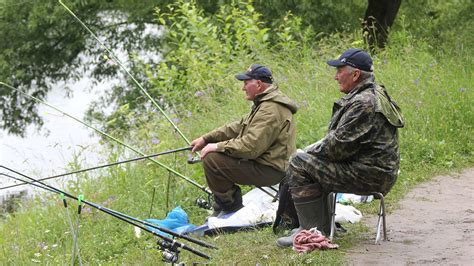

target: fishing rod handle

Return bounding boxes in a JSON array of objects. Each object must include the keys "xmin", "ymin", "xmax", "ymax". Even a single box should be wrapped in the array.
[{"xmin": 179, "ymin": 240, "xmax": 212, "ymax": 260}]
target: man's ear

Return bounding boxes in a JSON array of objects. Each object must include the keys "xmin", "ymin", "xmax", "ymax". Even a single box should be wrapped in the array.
[{"xmin": 353, "ymin": 69, "xmax": 361, "ymax": 81}]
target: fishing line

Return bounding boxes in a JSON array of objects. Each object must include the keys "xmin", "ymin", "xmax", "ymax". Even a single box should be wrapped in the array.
[
  {"xmin": 58, "ymin": 1, "xmax": 206, "ymax": 188},
  {"xmin": 56, "ymin": 1, "xmax": 216, "ymax": 209},
  {"xmin": 0, "ymin": 169, "xmax": 216, "ymax": 258},
  {"xmin": 0, "ymin": 82, "xmax": 211, "ymax": 195}
]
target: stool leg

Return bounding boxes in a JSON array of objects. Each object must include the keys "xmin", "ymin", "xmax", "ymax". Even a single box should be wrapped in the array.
[
  {"xmin": 374, "ymin": 193, "xmax": 384, "ymax": 244},
  {"xmin": 329, "ymin": 193, "xmax": 336, "ymax": 241},
  {"xmin": 381, "ymin": 196, "xmax": 387, "ymax": 241}
]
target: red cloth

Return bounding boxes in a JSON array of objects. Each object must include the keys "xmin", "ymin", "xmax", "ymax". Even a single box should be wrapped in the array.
[{"xmin": 293, "ymin": 229, "xmax": 339, "ymax": 253}]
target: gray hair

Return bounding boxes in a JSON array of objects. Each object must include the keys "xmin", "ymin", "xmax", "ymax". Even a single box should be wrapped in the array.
[{"xmin": 346, "ymin": 66, "xmax": 374, "ymax": 82}]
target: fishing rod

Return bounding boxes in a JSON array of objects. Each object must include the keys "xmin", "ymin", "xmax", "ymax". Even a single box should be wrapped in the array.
[
  {"xmin": 0, "ymin": 146, "xmax": 192, "ymax": 190},
  {"xmin": 0, "ymin": 168, "xmax": 216, "ymax": 250},
  {"xmin": 0, "ymin": 82, "xmax": 211, "ymax": 196},
  {"xmin": 58, "ymin": 0, "xmax": 191, "ymax": 146},
  {"xmin": 0, "ymin": 171, "xmax": 216, "ymax": 251},
  {"xmin": 0, "ymin": 168, "xmax": 216, "ymax": 261},
  {"xmin": 0, "ymin": 177, "xmax": 209, "ymax": 263}
]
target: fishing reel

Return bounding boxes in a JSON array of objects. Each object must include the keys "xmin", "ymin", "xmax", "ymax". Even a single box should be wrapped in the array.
[
  {"xmin": 195, "ymin": 192, "xmax": 213, "ymax": 210},
  {"xmin": 195, "ymin": 198, "xmax": 212, "ymax": 210},
  {"xmin": 157, "ymin": 240, "xmax": 180, "ymax": 263},
  {"xmin": 187, "ymin": 154, "xmax": 201, "ymax": 164}
]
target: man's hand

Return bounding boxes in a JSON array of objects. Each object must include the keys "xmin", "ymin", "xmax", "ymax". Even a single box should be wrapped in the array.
[
  {"xmin": 200, "ymin": 143, "xmax": 217, "ymax": 159},
  {"xmin": 191, "ymin": 137, "xmax": 206, "ymax": 152}
]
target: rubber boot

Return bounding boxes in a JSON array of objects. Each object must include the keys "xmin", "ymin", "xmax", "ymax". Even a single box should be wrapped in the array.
[
  {"xmin": 275, "ymin": 184, "xmax": 330, "ymax": 248},
  {"xmin": 208, "ymin": 186, "xmax": 243, "ymax": 219},
  {"xmin": 295, "ymin": 195, "xmax": 330, "ymax": 235},
  {"xmin": 220, "ymin": 186, "xmax": 244, "ymax": 214},
  {"xmin": 276, "ymin": 227, "xmax": 303, "ymax": 248},
  {"xmin": 276, "ymin": 197, "xmax": 328, "ymax": 247}
]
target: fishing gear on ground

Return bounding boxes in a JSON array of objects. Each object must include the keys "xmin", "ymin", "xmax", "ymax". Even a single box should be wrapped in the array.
[
  {"xmin": 0, "ymin": 170, "xmax": 215, "ymax": 261},
  {"xmin": 0, "ymin": 168, "xmax": 216, "ymax": 250},
  {"xmin": 0, "ymin": 166, "xmax": 216, "ymax": 261}
]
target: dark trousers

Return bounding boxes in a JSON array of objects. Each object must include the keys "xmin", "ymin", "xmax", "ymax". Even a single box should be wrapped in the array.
[{"xmin": 203, "ymin": 152, "xmax": 285, "ymax": 211}]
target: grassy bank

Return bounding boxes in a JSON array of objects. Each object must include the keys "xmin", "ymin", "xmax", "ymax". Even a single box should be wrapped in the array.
[{"xmin": 1, "ymin": 1, "xmax": 473, "ymax": 264}]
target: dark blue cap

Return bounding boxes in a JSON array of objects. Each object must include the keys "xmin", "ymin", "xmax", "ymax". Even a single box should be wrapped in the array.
[
  {"xmin": 235, "ymin": 64, "xmax": 273, "ymax": 84},
  {"xmin": 327, "ymin": 48, "xmax": 373, "ymax": 72}
]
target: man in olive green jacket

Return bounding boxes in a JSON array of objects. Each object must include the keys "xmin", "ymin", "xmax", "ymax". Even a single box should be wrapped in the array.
[{"xmin": 191, "ymin": 64, "xmax": 298, "ymax": 217}]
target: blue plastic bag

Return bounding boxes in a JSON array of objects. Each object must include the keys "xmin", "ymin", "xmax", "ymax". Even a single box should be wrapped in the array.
[{"xmin": 145, "ymin": 206, "xmax": 195, "ymax": 237}]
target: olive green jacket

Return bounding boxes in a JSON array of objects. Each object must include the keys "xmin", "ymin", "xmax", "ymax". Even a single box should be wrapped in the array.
[{"xmin": 202, "ymin": 85, "xmax": 298, "ymax": 172}]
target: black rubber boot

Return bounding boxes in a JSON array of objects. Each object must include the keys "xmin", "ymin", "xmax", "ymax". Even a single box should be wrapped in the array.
[
  {"xmin": 210, "ymin": 186, "xmax": 243, "ymax": 219},
  {"xmin": 294, "ymin": 196, "xmax": 330, "ymax": 235},
  {"xmin": 276, "ymin": 184, "xmax": 330, "ymax": 248},
  {"xmin": 220, "ymin": 186, "xmax": 244, "ymax": 213},
  {"xmin": 291, "ymin": 184, "xmax": 330, "ymax": 235}
]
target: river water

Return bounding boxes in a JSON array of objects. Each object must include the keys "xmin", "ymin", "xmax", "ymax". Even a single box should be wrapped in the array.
[{"xmin": 0, "ymin": 79, "xmax": 106, "ymax": 201}]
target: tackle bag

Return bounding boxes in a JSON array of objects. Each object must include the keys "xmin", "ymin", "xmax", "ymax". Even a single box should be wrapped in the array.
[{"xmin": 272, "ymin": 178, "xmax": 299, "ymax": 234}]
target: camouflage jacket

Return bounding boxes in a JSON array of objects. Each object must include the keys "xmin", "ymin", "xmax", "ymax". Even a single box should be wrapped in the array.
[
  {"xmin": 309, "ymin": 79, "xmax": 403, "ymax": 179},
  {"xmin": 202, "ymin": 85, "xmax": 298, "ymax": 172}
]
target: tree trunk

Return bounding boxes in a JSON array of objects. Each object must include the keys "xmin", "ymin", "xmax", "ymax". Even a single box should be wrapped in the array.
[{"xmin": 363, "ymin": 0, "xmax": 401, "ymax": 50}]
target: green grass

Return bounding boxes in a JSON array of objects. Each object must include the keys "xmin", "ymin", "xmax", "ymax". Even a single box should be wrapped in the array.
[{"xmin": 1, "ymin": 12, "xmax": 473, "ymax": 265}]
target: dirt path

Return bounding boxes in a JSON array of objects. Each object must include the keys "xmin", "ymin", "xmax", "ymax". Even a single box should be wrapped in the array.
[{"xmin": 347, "ymin": 168, "xmax": 474, "ymax": 265}]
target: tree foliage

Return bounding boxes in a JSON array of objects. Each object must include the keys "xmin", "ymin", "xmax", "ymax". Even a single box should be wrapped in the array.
[
  {"xmin": 1, "ymin": 0, "xmax": 472, "ymax": 136},
  {"xmin": 86, "ymin": 0, "xmax": 313, "ymax": 137},
  {"xmin": 0, "ymin": 0, "xmax": 162, "ymax": 136},
  {"xmin": 0, "ymin": 0, "xmax": 369, "ymax": 136}
]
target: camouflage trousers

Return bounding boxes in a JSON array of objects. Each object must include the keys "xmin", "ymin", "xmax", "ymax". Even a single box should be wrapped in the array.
[{"xmin": 286, "ymin": 152, "xmax": 397, "ymax": 199}]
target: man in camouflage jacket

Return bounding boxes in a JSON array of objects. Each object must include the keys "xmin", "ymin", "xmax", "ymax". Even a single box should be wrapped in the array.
[
  {"xmin": 277, "ymin": 48, "xmax": 404, "ymax": 247},
  {"xmin": 191, "ymin": 64, "xmax": 298, "ymax": 217}
]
